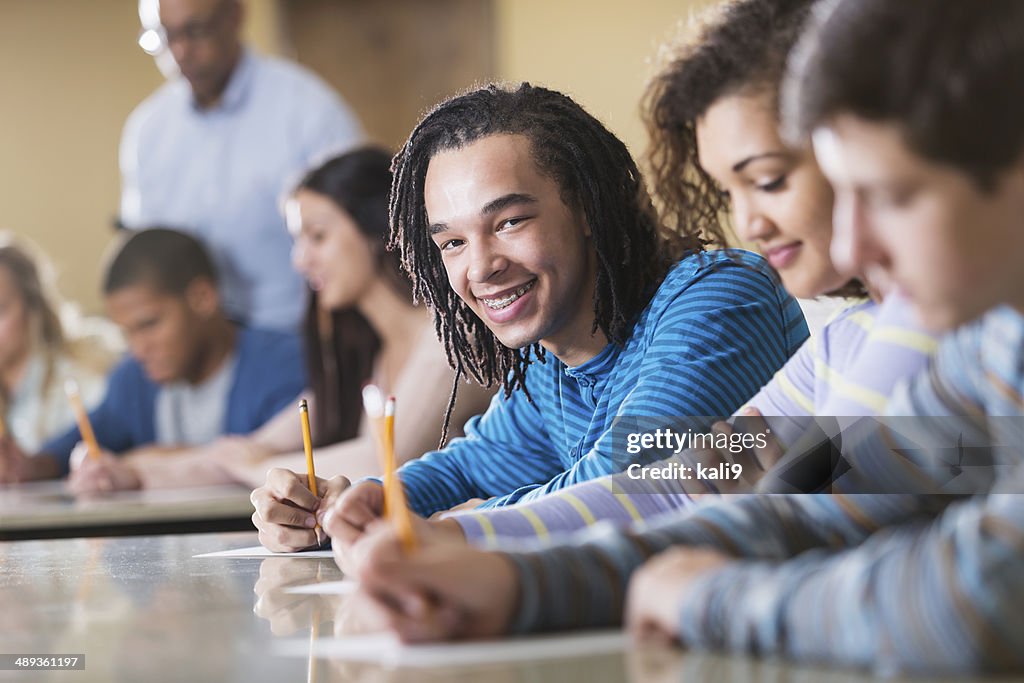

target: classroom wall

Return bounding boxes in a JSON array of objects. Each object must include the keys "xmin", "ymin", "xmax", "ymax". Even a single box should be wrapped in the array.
[
  {"xmin": 284, "ymin": 0, "xmax": 495, "ymax": 150},
  {"xmin": 494, "ymin": 0, "xmax": 714, "ymax": 159},
  {"xmin": 1, "ymin": 0, "xmax": 157, "ymax": 317},
  {"xmin": 1, "ymin": 0, "xmax": 713, "ymax": 316}
]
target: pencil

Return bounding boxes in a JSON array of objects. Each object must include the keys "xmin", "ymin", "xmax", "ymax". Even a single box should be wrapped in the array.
[
  {"xmin": 382, "ymin": 396, "xmax": 396, "ymax": 488},
  {"xmin": 64, "ymin": 379, "xmax": 100, "ymax": 460},
  {"xmin": 0, "ymin": 412, "xmax": 6, "ymax": 441},
  {"xmin": 361, "ymin": 386, "xmax": 416, "ymax": 552},
  {"xmin": 299, "ymin": 399, "xmax": 317, "ymax": 497},
  {"xmin": 383, "ymin": 396, "xmax": 417, "ymax": 552}
]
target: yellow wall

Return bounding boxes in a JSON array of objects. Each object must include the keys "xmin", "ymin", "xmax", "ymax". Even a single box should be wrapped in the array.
[
  {"xmin": 495, "ymin": 0, "xmax": 713, "ymax": 159},
  {"xmin": 0, "ymin": 0, "xmax": 284, "ymax": 315},
  {"xmin": 2, "ymin": 0, "xmax": 713, "ymax": 315},
  {"xmin": 1, "ymin": 0, "xmax": 160, "ymax": 315}
]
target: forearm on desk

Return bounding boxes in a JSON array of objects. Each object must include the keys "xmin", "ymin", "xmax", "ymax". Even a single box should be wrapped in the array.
[
  {"xmin": 502, "ymin": 492, "xmax": 941, "ymax": 633},
  {"xmin": 678, "ymin": 493, "xmax": 1024, "ymax": 674},
  {"xmin": 224, "ymin": 435, "xmax": 387, "ymax": 489},
  {"xmin": 126, "ymin": 449, "xmax": 237, "ymax": 489},
  {"xmin": 451, "ymin": 474, "xmax": 693, "ymax": 545}
]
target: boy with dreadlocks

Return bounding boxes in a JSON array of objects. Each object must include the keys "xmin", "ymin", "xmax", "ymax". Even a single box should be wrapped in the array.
[{"xmin": 252, "ymin": 82, "xmax": 807, "ymax": 556}]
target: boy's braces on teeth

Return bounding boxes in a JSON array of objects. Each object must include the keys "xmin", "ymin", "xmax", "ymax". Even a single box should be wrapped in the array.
[{"xmin": 483, "ymin": 281, "xmax": 535, "ymax": 310}]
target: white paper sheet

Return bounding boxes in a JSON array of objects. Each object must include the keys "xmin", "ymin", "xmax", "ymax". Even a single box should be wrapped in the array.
[
  {"xmin": 284, "ymin": 579, "xmax": 358, "ymax": 595},
  {"xmin": 274, "ymin": 630, "xmax": 628, "ymax": 667},
  {"xmin": 192, "ymin": 545, "xmax": 334, "ymax": 559}
]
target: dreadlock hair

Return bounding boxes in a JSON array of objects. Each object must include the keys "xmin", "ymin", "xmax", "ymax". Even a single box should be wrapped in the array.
[
  {"xmin": 643, "ymin": 0, "xmax": 865, "ymax": 297},
  {"xmin": 389, "ymin": 82, "xmax": 699, "ymax": 435}
]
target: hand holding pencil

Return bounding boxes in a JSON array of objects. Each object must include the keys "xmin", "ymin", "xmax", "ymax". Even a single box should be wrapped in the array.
[
  {"xmin": 251, "ymin": 468, "xmax": 350, "ymax": 552},
  {"xmin": 64, "ymin": 377, "xmax": 144, "ymax": 494},
  {"xmin": 67, "ymin": 445, "xmax": 142, "ymax": 494},
  {"xmin": 250, "ymin": 398, "xmax": 351, "ymax": 552}
]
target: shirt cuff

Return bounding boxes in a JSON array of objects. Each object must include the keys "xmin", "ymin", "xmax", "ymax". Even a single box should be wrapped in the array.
[
  {"xmin": 450, "ymin": 514, "xmax": 489, "ymax": 545},
  {"xmin": 499, "ymin": 551, "xmax": 547, "ymax": 634}
]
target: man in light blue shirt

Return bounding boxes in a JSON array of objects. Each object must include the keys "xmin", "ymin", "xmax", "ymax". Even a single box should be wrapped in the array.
[{"xmin": 120, "ymin": 0, "xmax": 363, "ymax": 330}]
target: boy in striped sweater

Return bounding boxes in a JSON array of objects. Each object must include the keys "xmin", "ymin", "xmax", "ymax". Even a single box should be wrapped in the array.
[{"xmin": 251, "ymin": 83, "xmax": 807, "ymax": 554}]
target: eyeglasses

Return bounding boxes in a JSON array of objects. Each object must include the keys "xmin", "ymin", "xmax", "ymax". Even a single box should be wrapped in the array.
[{"xmin": 137, "ymin": 1, "xmax": 229, "ymax": 55}]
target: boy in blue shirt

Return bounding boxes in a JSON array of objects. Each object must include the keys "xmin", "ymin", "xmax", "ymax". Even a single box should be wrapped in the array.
[
  {"xmin": 0, "ymin": 228, "xmax": 304, "ymax": 489},
  {"xmin": 252, "ymin": 83, "xmax": 807, "ymax": 554}
]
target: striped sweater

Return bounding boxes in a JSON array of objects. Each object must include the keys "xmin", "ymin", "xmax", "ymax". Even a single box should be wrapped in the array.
[
  {"xmin": 393, "ymin": 249, "xmax": 808, "ymax": 516},
  {"xmin": 502, "ymin": 305, "xmax": 1024, "ymax": 674},
  {"xmin": 452, "ymin": 295, "xmax": 937, "ymax": 543}
]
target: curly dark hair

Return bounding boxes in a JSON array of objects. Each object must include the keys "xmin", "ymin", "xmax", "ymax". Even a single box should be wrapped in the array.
[
  {"xmin": 389, "ymin": 82, "xmax": 699, "ymax": 436},
  {"xmin": 643, "ymin": 0, "xmax": 864, "ymax": 298},
  {"xmin": 644, "ymin": 0, "xmax": 814, "ymax": 240}
]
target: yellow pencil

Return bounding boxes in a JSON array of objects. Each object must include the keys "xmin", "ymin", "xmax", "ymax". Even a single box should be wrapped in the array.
[
  {"xmin": 361, "ymin": 386, "xmax": 416, "ymax": 552},
  {"xmin": 64, "ymin": 379, "xmax": 100, "ymax": 460},
  {"xmin": 383, "ymin": 396, "xmax": 417, "ymax": 553},
  {"xmin": 299, "ymin": 399, "xmax": 317, "ymax": 496},
  {"xmin": 383, "ymin": 396, "xmax": 396, "ymax": 489},
  {"xmin": 0, "ymin": 412, "xmax": 7, "ymax": 441}
]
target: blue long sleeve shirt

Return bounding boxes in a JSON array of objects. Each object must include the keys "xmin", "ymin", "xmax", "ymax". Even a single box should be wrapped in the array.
[
  {"xmin": 41, "ymin": 326, "xmax": 306, "ymax": 475},
  {"xmin": 395, "ymin": 250, "xmax": 809, "ymax": 516}
]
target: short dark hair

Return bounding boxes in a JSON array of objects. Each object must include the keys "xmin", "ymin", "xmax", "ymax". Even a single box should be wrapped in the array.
[
  {"xmin": 784, "ymin": 0, "xmax": 1024, "ymax": 190},
  {"xmin": 644, "ymin": 0, "xmax": 814, "ymax": 245},
  {"xmin": 103, "ymin": 228, "xmax": 218, "ymax": 296},
  {"xmin": 389, "ymin": 82, "xmax": 697, "ymax": 402}
]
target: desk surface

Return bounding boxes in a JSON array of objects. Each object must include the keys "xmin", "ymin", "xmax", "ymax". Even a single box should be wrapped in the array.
[
  {"xmin": 0, "ymin": 481, "xmax": 254, "ymax": 540},
  {"xmin": 0, "ymin": 531, "xmax": 992, "ymax": 683}
]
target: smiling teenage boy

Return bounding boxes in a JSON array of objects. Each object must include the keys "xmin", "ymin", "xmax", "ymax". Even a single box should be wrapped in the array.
[
  {"xmin": 0, "ymin": 228, "xmax": 305, "ymax": 486},
  {"xmin": 298, "ymin": 82, "xmax": 809, "ymax": 557}
]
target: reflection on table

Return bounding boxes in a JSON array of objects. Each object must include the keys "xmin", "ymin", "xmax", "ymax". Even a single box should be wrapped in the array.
[{"xmin": 0, "ymin": 532, "xmax": 1000, "ymax": 683}]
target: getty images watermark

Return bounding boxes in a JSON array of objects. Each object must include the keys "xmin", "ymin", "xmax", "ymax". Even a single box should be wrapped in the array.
[
  {"xmin": 623, "ymin": 427, "xmax": 769, "ymax": 482},
  {"xmin": 609, "ymin": 414, "xmax": 1024, "ymax": 496}
]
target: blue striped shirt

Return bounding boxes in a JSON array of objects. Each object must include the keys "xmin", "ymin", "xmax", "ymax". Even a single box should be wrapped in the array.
[
  {"xmin": 504, "ymin": 305, "xmax": 1024, "ymax": 675},
  {"xmin": 395, "ymin": 249, "xmax": 808, "ymax": 516},
  {"xmin": 450, "ymin": 295, "xmax": 937, "ymax": 544}
]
